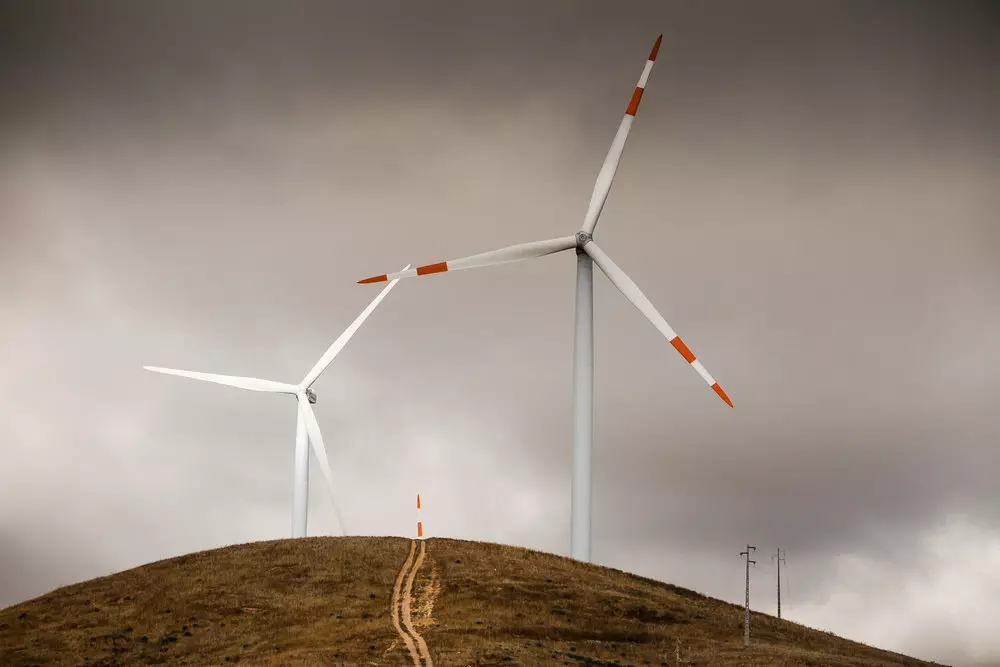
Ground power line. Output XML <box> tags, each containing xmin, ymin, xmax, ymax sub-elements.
<box><xmin>740</xmin><ymin>544</ymin><xmax>756</xmax><ymax>648</ymax></box>
<box><xmin>772</xmin><ymin>548</ymin><xmax>786</xmax><ymax>619</ymax></box>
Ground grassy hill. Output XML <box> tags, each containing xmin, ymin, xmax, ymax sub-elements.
<box><xmin>0</xmin><ymin>536</ymin><xmax>947</xmax><ymax>666</ymax></box>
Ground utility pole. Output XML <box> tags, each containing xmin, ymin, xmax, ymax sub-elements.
<box><xmin>772</xmin><ymin>548</ymin><xmax>786</xmax><ymax>619</ymax></box>
<box><xmin>740</xmin><ymin>545</ymin><xmax>756</xmax><ymax>648</ymax></box>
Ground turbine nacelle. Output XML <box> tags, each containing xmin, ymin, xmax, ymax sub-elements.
<box><xmin>305</xmin><ymin>388</ymin><xmax>317</xmax><ymax>404</ymax></box>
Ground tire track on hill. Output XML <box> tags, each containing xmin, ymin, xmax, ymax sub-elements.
<box><xmin>391</xmin><ymin>540</ymin><xmax>421</xmax><ymax>666</ymax></box>
<box><xmin>401</xmin><ymin>540</ymin><xmax>433</xmax><ymax>667</ymax></box>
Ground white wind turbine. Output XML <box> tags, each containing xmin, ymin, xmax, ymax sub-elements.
<box><xmin>145</xmin><ymin>265</ymin><xmax>409</xmax><ymax>538</ymax></box>
<box><xmin>358</xmin><ymin>35</ymin><xmax>732</xmax><ymax>563</ymax></box>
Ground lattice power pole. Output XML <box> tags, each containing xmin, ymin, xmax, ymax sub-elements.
<box><xmin>740</xmin><ymin>545</ymin><xmax>756</xmax><ymax>648</ymax></box>
<box><xmin>772</xmin><ymin>548</ymin><xmax>786</xmax><ymax>619</ymax></box>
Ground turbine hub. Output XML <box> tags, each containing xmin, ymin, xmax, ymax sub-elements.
<box><xmin>305</xmin><ymin>388</ymin><xmax>317</xmax><ymax>404</ymax></box>
<box><xmin>575</xmin><ymin>231</ymin><xmax>593</xmax><ymax>248</ymax></box>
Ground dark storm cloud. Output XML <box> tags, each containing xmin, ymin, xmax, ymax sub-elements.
<box><xmin>1</xmin><ymin>2</ymin><xmax>998</xmax><ymax>665</ymax></box>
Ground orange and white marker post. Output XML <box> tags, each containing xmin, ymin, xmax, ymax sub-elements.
<box><xmin>416</xmin><ymin>493</ymin><xmax>423</xmax><ymax>539</ymax></box>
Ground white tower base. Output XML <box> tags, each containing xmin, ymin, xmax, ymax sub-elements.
<box><xmin>571</xmin><ymin>249</ymin><xmax>594</xmax><ymax>562</ymax></box>
<box><xmin>292</xmin><ymin>407</ymin><xmax>309</xmax><ymax>538</ymax></box>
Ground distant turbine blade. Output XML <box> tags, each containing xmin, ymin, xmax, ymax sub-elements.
<box><xmin>297</xmin><ymin>395</ymin><xmax>349</xmax><ymax>536</ymax></box>
<box><xmin>583</xmin><ymin>241</ymin><xmax>733</xmax><ymax>407</ymax></box>
<box><xmin>581</xmin><ymin>34</ymin><xmax>662</xmax><ymax>236</ymax></box>
<box><xmin>300</xmin><ymin>264</ymin><xmax>411</xmax><ymax>389</ymax></box>
<box><xmin>143</xmin><ymin>366</ymin><xmax>298</xmax><ymax>394</ymax></box>
<box><xmin>357</xmin><ymin>236</ymin><xmax>577</xmax><ymax>284</ymax></box>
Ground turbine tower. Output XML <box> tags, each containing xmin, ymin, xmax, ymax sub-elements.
<box><xmin>358</xmin><ymin>35</ymin><xmax>732</xmax><ymax>563</ymax></box>
<box><xmin>145</xmin><ymin>265</ymin><xmax>409</xmax><ymax>538</ymax></box>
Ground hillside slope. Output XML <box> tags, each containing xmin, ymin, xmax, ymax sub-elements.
<box><xmin>0</xmin><ymin>536</ymin><xmax>947</xmax><ymax>666</ymax></box>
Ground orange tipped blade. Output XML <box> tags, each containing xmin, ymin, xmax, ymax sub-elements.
<box><xmin>648</xmin><ymin>34</ymin><xmax>663</xmax><ymax>62</ymax></box>
<box><xmin>712</xmin><ymin>383</ymin><xmax>734</xmax><ymax>408</ymax></box>
<box><xmin>580</xmin><ymin>37</ymin><xmax>664</xmax><ymax>235</ymax></box>
<box><xmin>358</xmin><ymin>266</ymin><xmax>420</xmax><ymax>284</ymax></box>
<box><xmin>583</xmin><ymin>242</ymin><xmax>733</xmax><ymax>409</ymax></box>
<box><xmin>359</xmin><ymin>261</ymin><xmax>445</xmax><ymax>284</ymax></box>
<box><xmin>357</xmin><ymin>237</ymin><xmax>575</xmax><ymax>286</ymax></box>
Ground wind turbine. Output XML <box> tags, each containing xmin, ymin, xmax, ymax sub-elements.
<box><xmin>357</xmin><ymin>35</ymin><xmax>732</xmax><ymax>563</ymax></box>
<box><xmin>145</xmin><ymin>265</ymin><xmax>410</xmax><ymax>538</ymax></box>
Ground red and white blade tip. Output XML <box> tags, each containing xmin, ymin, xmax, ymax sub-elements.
<box><xmin>358</xmin><ymin>261</ymin><xmax>447</xmax><ymax>284</ymax></box>
<box><xmin>668</xmin><ymin>335</ymin><xmax>733</xmax><ymax>408</ymax></box>
<box><xmin>625</xmin><ymin>34</ymin><xmax>664</xmax><ymax>117</ymax></box>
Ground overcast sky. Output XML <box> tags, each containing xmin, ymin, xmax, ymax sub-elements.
<box><xmin>1</xmin><ymin>1</ymin><xmax>998</xmax><ymax>664</ymax></box>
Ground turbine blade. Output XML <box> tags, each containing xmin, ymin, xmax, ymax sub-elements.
<box><xmin>143</xmin><ymin>366</ymin><xmax>298</xmax><ymax>394</ymax></box>
<box><xmin>301</xmin><ymin>264</ymin><xmax>411</xmax><ymax>389</ymax></box>
<box><xmin>583</xmin><ymin>241</ymin><xmax>733</xmax><ymax>407</ymax></box>
<box><xmin>298</xmin><ymin>396</ymin><xmax>349</xmax><ymax>535</ymax></box>
<box><xmin>581</xmin><ymin>34</ymin><xmax>662</xmax><ymax>236</ymax></box>
<box><xmin>357</xmin><ymin>236</ymin><xmax>576</xmax><ymax>284</ymax></box>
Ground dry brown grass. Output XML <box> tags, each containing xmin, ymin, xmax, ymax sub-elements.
<box><xmin>0</xmin><ymin>536</ymin><xmax>949</xmax><ymax>666</ymax></box>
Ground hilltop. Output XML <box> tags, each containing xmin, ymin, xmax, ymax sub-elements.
<box><xmin>0</xmin><ymin>536</ymin><xmax>947</xmax><ymax>666</ymax></box>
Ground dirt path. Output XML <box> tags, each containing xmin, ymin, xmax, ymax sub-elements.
<box><xmin>391</xmin><ymin>540</ymin><xmax>434</xmax><ymax>667</ymax></box>
<box><xmin>391</xmin><ymin>541</ymin><xmax>421</xmax><ymax>666</ymax></box>
<box><xmin>402</xmin><ymin>541</ymin><xmax>433</xmax><ymax>666</ymax></box>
